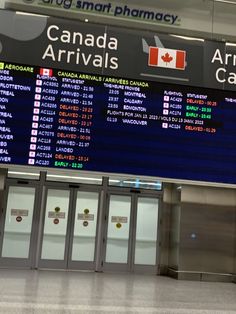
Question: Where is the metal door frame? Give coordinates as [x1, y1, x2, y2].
[101, 187, 162, 274]
[67, 187, 102, 271]
[102, 191, 134, 272]
[0, 174, 45, 268]
[37, 181, 102, 271]
[132, 194, 162, 274]
[0, 174, 163, 273]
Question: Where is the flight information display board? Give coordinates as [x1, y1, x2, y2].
[0, 60, 236, 184]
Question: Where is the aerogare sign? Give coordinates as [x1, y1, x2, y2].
[8, 0, 181, 26]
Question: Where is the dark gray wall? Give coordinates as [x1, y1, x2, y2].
[163, 184, 236, 282]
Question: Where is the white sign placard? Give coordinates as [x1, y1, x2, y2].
[111, 216, 128, 223]
[11, 209, 29, 216]
[48, 211, 66, 219]
[78, 213, 94, 221]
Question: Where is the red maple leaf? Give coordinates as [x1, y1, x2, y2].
[161, 52, 173, 65]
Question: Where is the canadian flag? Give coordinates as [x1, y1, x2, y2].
[40, 68, 53, 77]
[148, 47, 186, 70]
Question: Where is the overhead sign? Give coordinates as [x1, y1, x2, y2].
[6, 0, 236, 40]
[0, 10, 236, 91]
[2, 11, 236, 185]
[5, 0, 181, 26]
[42, 24, 119, 70]
[3, 59, 236, 184]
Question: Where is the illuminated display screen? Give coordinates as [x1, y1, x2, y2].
[0, 60, 236, 184]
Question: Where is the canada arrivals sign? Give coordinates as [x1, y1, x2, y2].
[42, 24, 119, 70]
[0, 10, 236, 92]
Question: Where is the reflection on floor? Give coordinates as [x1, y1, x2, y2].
[0, 269, 235, 313]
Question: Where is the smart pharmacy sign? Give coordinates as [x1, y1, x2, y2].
[8, 0, 181, 26]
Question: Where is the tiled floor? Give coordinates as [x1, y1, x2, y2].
[0, 269, 235, 313]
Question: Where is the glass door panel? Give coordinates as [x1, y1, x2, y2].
[41, 189, 70, 260]
[105, 195, 131, 264]
[134, 197, 159, 265]
[1, 186, 35, 258]
[71, 191, 99, 262]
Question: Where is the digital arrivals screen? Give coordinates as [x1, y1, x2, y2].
[0, 60, 236, 184]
